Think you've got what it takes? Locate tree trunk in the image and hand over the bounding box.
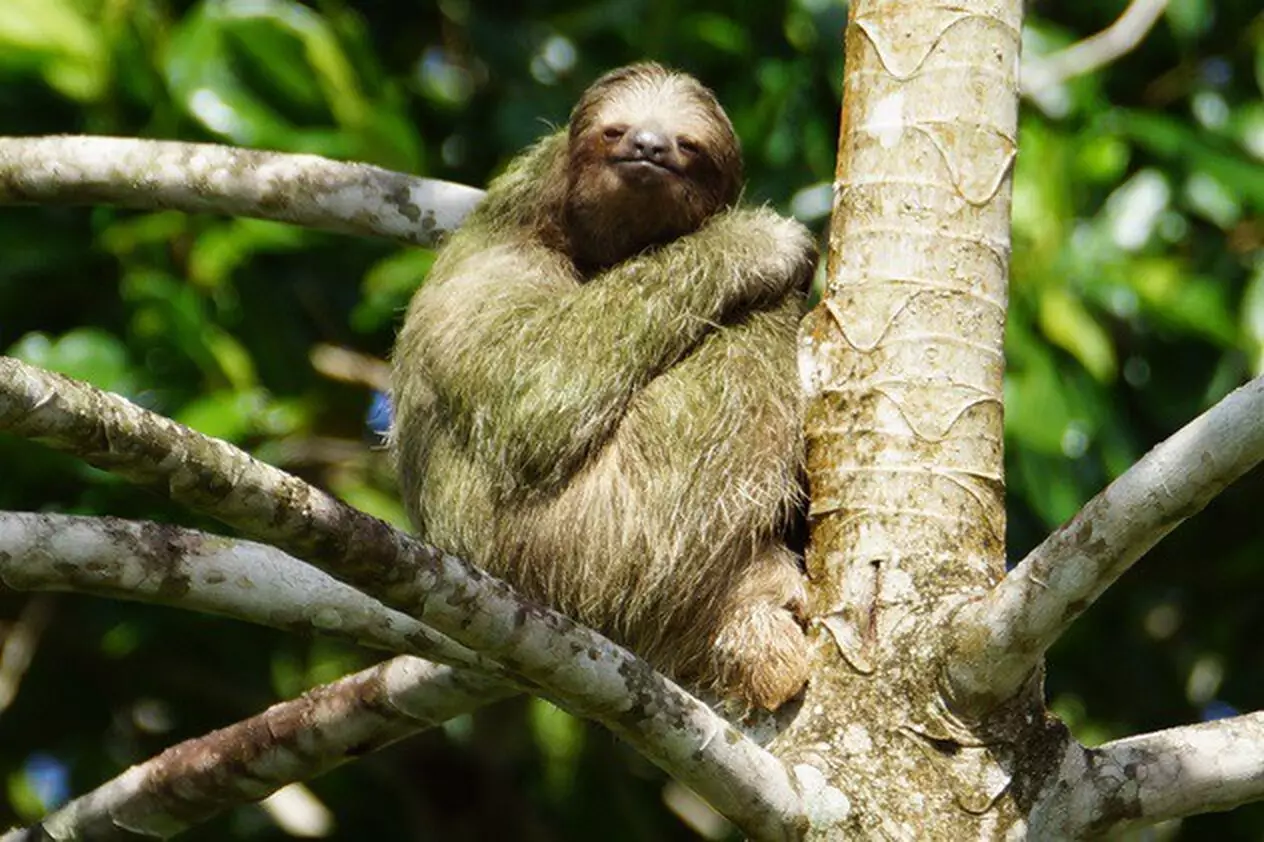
[777,1,1063,836]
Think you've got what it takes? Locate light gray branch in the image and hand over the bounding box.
[1,656,512,841]
[0,356,805,841]
[1031,712,1264,837]
[948,375,1264,707]
[0,511,517,838]
[1023,0,1169,96]
[0,135,484,247]
[0,510,501,675]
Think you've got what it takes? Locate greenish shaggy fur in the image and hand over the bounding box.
[391,71,816,707]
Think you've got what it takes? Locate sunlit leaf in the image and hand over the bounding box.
[683,13,750,56]
[330,480,410,530]
[1038,288,1117,382]
[1075,133,1130,184]
[188,218,309,289]
[162,0,410,162]
[205,329,258,390]
[174,387,300,440]
[1184,171,1241,229]
[1128,258,1238,346]
[528,698,585,802]
[0,0,106,100]
[1011,448,1085,525]
[1243,261,1264,375]
[7,328,136,395]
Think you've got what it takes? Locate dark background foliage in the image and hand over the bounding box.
[0,0,1261,838]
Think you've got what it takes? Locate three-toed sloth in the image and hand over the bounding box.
[391,63,816,709]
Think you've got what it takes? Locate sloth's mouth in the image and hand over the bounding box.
[610,157,681,177]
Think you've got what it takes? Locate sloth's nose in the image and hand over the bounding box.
[631,129,670,162]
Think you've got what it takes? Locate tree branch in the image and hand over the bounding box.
[947,375,1264,707]
[0,595,54,716]
[1031,712,1264,837]
[0,511,518,839]
[0,656,512,842]
[0,511,500,675]
[0,356,806,841]
[0,136,484,247]
[1023,0,1169,97]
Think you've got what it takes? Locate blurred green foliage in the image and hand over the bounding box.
[0,0,1261,839]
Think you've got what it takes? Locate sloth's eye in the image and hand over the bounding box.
[602,126,626,142]
[678,138,700,157]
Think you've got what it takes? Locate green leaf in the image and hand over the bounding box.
[188,218,309,290]
[1012,448,1085,526]
[164,0,377,156]
[528,698,585,802]
[174,388,301,441]
[1243,261,1264,375]
[1128,258,1238,346]
[6,766,46,822]
[99,212,191,255]
[353,248,436,332]
[683,13,750,56]
[1038,288,1117,382]
[7,328,136,395]
[1004,353,1074,457]
[0,0,107,100]
[329,480,410,531]
[1115,110,1264,210]
[1075,133,1130,185]
[1165,0,1213,40]
[204,329,258,391]
[1184,171,1241,229]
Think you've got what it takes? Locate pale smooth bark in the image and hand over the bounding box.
[0,512,518,838]
[0,657,511,842]
[0,511,495,672]
[0,136,483,247]
[1031,712,1264,838]
[0,356,805,840]
[949,375,1264,705]
[780,0,1027,837]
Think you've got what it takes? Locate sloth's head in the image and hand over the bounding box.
[564,63,742,270]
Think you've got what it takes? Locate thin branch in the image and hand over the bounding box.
[0,511,500,675]
[309,344,390,391]
[1031,712,1264,837]
[948,375,1264,707]
[1023,0,1169,96]
[0,595,55,715]
[1,656,513,842]
[0,136,484,247]
[0,511,517,838]
[0,356,807,841]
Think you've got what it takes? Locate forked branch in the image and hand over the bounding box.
[0,511,517,838]
[948,375,1264,706]
[1031,711,1264,837]
[0,356,806,840]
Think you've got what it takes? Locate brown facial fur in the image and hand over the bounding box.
[565,63,742,270]
[391,63,816,710]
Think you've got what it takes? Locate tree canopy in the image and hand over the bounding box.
[1,1,1261,839]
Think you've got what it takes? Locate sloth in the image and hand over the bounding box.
[391,63,816,709]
